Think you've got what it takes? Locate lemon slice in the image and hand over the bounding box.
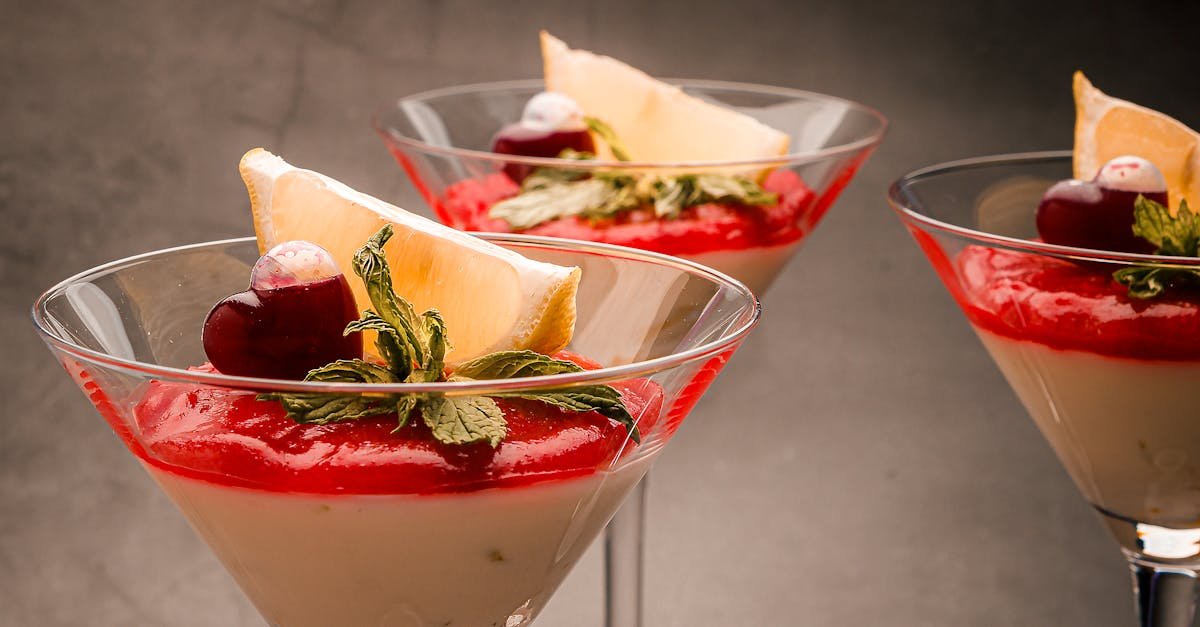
[540,31,789,164]
[240,148,581,363]
[1074,71,1199,210]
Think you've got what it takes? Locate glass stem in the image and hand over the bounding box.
[605,474,647,627]
[1129,559,1199,627]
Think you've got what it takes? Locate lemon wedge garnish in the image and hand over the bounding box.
[540,31,789,164]
[239,148,580,363]
[1074,71,1199,210]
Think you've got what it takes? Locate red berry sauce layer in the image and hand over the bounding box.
[435,169,817,256]
[955,245,1200,361]
[131,355,663,495]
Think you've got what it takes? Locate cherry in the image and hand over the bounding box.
[492,124,595,160]
[491,91,595,182]
[1035,155,1167,253]
[203,241,361,380]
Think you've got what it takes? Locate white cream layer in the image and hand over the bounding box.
[976,328,1200,526]
[147,456,651,627]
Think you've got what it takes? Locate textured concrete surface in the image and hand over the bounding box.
[5,1,1200,625]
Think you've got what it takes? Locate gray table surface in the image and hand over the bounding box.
[5,1,1200,625]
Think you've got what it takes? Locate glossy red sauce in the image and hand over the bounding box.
[956,245,1200,361]
[434,169,816,256]
[128,355,664,495]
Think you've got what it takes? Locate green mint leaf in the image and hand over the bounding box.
[1115,197,1200,299]
[258,226,643,448]
[453,350,639,442]
[345,311,413,380]
[504,388,640,444]
[257,359,400,425]
[520,150,595,192]
[695,174,778,206]
[421,395,507,447]
[1132,197,1200,257]
[452,350,584,379]
[584,116,631,161]
[652,176,695,219]
[415,310,448,383]
[351,225,425,368]
[652,174,777,219]
[1114,265,1200,300]
[393,394,420,433]
[489,178,636,229]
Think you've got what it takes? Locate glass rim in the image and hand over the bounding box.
[372,77,888,170]
[887,150,1200,266]
[32,233,761,394]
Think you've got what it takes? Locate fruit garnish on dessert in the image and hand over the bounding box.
[202,240,361,380]
[241,224,640,445]
[241,148,580,362]
[1073,71,1200,211]
[206,150,643,447]
[1029,74,1200,300]
[540,31,789,163]
[431,33,817,278]
[483,32,787,231]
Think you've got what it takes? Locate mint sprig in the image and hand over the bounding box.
[1113,197,1200,299]
[584,116,631,162]
[259,225,639,446]
[487,118,778,230]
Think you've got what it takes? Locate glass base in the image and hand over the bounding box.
[1095,506,1200,626]
[1096,506,1200,567]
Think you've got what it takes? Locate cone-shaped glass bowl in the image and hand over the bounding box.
[32,234,758,627]
[374,79,887,295]
[890,151,1200,626]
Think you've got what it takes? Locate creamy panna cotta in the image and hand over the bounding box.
[955,245,1200,527]
[681,240,804,295]
[132,363,662,627]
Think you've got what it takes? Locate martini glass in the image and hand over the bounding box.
[890,151,1200,626]
[32,234,758,627]
[374,79,886,626]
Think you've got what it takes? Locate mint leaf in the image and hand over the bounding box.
[1114,197,1200,299]
[696,174,778,206]
[421,395,507,447]
[584,116,631,162]
[393,394,420,433]
[258,359,400,424]
[504,388,640,443]
[653,174,779,219]
[453,350,583,379]
[260,226,643,447]
[345,311,413,380]
[492,166,778,229]
[453,350,640,442]
[652,176,695,219]
[489,177,639,229]
[351,225,425,368]
[521,150,594,192]
[1114,264,1200,300]
[1132,197,1200,256]
[415,310,448,383]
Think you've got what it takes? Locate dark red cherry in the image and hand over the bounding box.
[492,124,595,159]
[202,241,361,380]
[491,91,595,182]
[1036,156,1168,253]
[492,124,594,183]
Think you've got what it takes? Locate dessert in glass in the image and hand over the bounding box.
[32,150,760,627]
[375,32,887,295]
[375,33,885,625]
[889,74,1200,625]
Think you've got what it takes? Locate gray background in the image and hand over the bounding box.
[5,1,1200,625]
